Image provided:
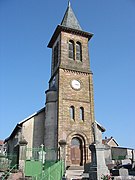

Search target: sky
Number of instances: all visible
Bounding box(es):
[0,0,135,148]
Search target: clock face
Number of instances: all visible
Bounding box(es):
[71,80,81,90]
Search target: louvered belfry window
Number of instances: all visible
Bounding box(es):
[76,42,82,61]
[69,40,74,59]
[80,107,84,121]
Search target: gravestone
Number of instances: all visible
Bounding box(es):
[89,122,109,180]
[119,168,128,176]
[38,144,46,164]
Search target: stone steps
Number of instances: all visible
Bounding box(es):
[68,166,84,170]
[66,169,84,179]
[65,166,89,180]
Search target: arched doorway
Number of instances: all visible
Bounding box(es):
[70,137,83,165]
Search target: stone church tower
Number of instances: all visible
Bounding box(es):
[44,2,95,167]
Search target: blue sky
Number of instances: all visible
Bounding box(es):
[0,0,135,148]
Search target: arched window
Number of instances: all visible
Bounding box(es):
[71,137,81,147]
[76,42,82,61]
[69,40,74,59]
[80,107,84,121]
[70,106,75,120]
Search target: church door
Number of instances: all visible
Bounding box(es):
[71,137,82,165]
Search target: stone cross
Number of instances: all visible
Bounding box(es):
[38,144,46,164]
[41,144,44,149]
[119,168,128,176]
[89,122,109,180]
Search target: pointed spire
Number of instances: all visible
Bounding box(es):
[61,2,82,30]
[48,1,93,48]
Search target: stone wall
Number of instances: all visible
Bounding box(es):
[44,89,58,160]
[60,31,91,73]
[53,30,95,165]
[6,130,21,154]
[33,110,45,148]
[57,68,94,165]
[23,117,34,149]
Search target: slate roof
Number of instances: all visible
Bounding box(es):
[61,1,82,30]
[48,2,93,48]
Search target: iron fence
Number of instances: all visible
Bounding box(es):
[37,160,64,180]
[25,147,64,179]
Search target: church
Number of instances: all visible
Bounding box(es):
[5,2,102,168]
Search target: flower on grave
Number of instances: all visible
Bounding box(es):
[101,174,112,180]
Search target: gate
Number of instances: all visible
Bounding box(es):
[25,146,45,177]
[37,160,64,180]
[24,146,64,179]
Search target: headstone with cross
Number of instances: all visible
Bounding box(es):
[38,144,46,164]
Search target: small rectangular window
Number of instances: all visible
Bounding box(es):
[80,107,84,121]
[70,106,75,120]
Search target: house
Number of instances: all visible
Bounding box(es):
[102,137,135,169]
[0,140,4,154]
[102,136,119,147]
[111,146,135,165]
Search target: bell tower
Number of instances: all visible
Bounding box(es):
[45,2,95,166]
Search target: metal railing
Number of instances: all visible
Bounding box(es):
[38,160,64,180]
[24,147,64,179]
[1,164,18,180]
[0,153,18,171]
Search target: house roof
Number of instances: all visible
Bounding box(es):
[111,146,134,150]
[0,140,4,145]
[102,136,119,146]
